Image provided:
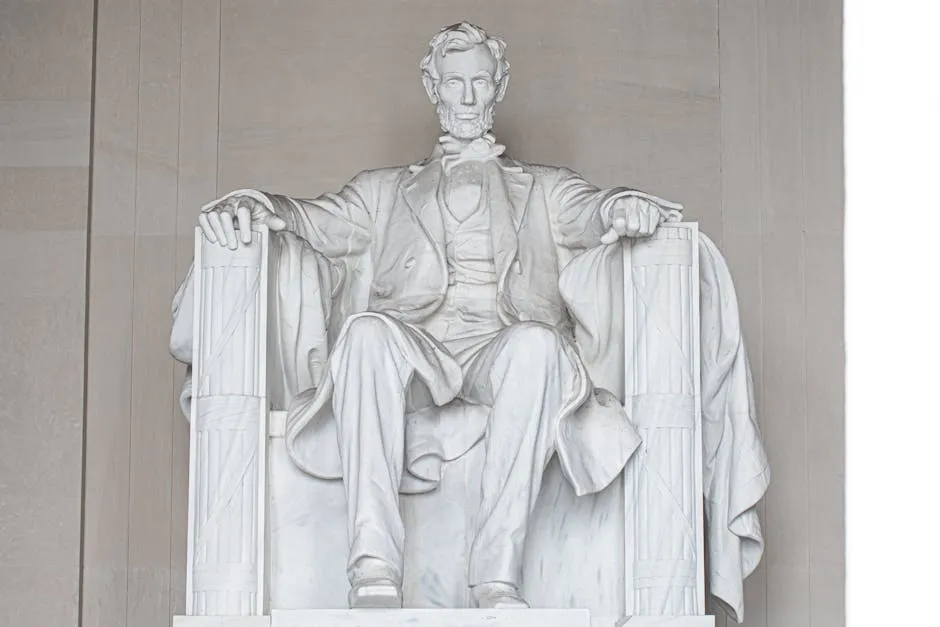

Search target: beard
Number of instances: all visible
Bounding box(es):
[436,102,495,140]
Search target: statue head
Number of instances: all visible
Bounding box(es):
[420,22,510,140]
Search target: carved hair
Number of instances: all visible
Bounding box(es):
[420,22,511,103]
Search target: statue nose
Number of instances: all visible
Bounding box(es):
[461,85,475,105]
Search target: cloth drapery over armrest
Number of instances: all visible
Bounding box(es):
[170,230,338,417]
[559,234,769,623]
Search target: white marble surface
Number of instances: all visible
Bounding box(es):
[267,429,349,609]
[172,20,768,621]
[271,609,591,627]
[185,228,269,615]
[266,423,625,612]
[173,614,716,627]
[618,618,714,627]
[174,617,271,627]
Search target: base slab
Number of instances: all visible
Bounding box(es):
[174,613,714,627]
[174,618,271,627]
[619,618,715,627]
[273,609,590,626]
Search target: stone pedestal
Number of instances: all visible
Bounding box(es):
[173,612,715,627]
[274,609,590,626]
[620,618,715,627]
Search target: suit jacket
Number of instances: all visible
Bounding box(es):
[256,150,632,331]
[206,150,661,496]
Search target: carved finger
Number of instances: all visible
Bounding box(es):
[638,210,651,236]
[198,213,218,244]
[612,214,628,237]
[649,206,663,233]
[220,211,238,249]
[626,212,641,236]
[236,205,252,244]
[652,205,665,225]
[645,205,659,234]
[207,211,227,247]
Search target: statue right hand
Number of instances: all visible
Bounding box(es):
[198,193,288,249]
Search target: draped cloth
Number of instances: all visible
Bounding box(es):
[170,229,768,622]
[558,235,770,622]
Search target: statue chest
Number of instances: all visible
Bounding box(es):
[441,163,485,222]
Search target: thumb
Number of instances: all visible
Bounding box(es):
[265,214,287,231]
[600,227,620,245]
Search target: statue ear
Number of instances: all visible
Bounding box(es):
[422,74,439,104]
[495,74,510,102]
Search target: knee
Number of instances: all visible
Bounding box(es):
[342,314,395,347]
[503,322,566,361]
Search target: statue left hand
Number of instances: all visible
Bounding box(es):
[600,196,670,244]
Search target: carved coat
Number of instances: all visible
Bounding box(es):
[258,153,645,328]
[218,151,663,498]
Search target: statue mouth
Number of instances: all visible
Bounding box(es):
[455,112,480,120]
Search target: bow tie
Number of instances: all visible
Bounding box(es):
[438,134,506,174]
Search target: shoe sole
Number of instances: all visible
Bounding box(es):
[348,582,403,609]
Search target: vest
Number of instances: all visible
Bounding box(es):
[419,168,504,359]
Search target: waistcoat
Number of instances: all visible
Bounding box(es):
[420,171,504,350]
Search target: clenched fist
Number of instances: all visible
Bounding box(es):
[599,194,683,244]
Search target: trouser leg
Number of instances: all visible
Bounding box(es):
[330,314,414,583]
[462,322,581,587]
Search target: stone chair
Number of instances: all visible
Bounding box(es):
[171,222,761,627]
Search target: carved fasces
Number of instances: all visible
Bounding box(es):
[622,224,705,616]
[186,227,270,616]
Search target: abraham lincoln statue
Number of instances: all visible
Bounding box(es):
[172,21,769,619]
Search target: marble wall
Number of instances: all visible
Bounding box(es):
[1,1,844,626]
[0,1,95,625]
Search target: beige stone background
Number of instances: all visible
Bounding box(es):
[0,1,843,626]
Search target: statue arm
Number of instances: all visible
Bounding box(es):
[549,168,682,249]
[265,171,376,258]
[205,169,378,259]
[548,168,636,249]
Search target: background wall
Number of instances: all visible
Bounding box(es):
[0,1,95,625]
[0,1,844,626]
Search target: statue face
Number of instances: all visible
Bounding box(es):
[433,44,499,140]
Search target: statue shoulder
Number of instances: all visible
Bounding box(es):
[350,165,410,186]
[366,165,410,178]
[503,158,566,179]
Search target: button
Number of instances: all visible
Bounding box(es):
[404,257,416,269]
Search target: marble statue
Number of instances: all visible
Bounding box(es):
[170,22,770,627]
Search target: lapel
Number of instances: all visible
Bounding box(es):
[485,159,534,289]
[402,154,533,234]
[497,158,534,232]
[400,149,535,293]
[401,159,446,250]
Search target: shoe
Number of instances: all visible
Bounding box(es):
[472,581,530,609]
[348,558,403,609]
[348,577,403,609]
